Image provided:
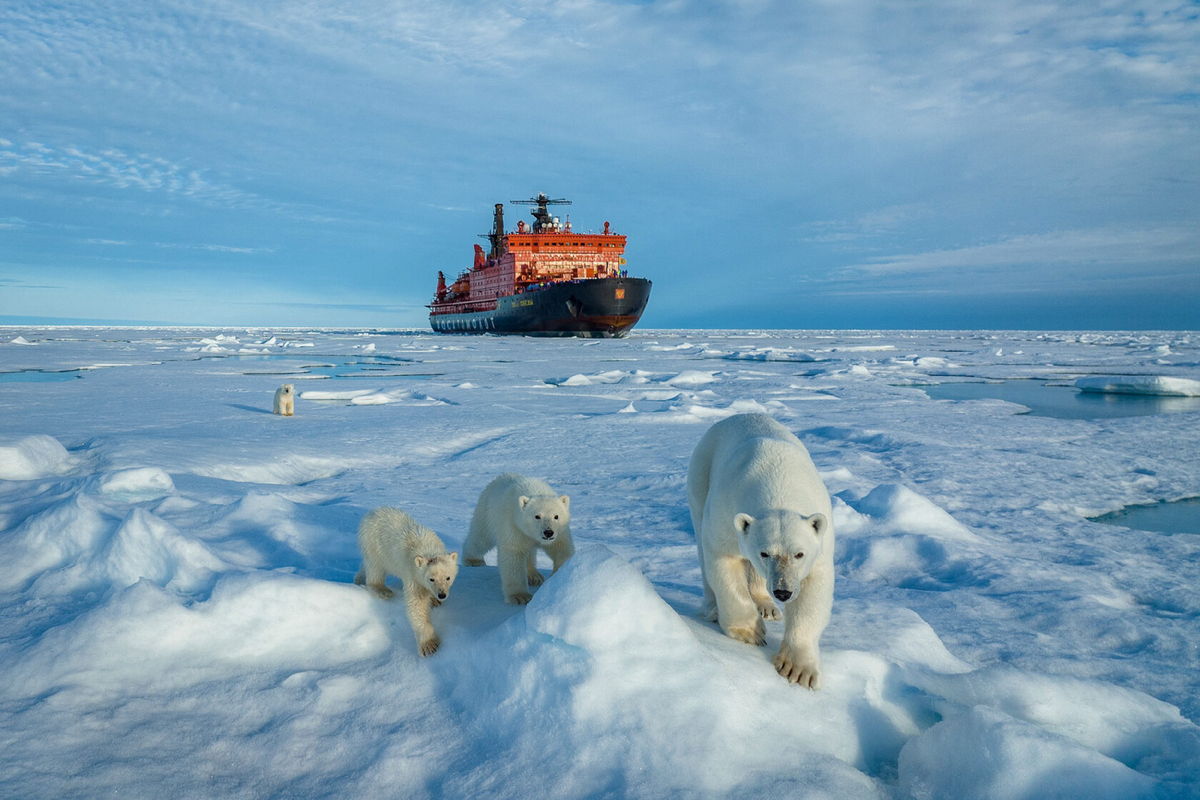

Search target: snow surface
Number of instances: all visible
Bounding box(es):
[2,327,1199,798]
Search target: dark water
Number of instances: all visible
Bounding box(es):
[1091,498,1200,535]
[0,370,80,383]
[923,381,1200,420]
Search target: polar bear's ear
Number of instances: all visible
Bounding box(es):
[519,495,530,509]
[809,513,828,539]
[414,556,428,568]
[448,551,459,563]
[559,494,570,510]
[734,513,755,534]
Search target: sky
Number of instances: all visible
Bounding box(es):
[1,0,1198,330]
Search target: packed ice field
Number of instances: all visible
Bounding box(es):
[2,327,1199,799]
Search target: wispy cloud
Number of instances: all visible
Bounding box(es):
[840,224,1200,279]
[0,277,66,290]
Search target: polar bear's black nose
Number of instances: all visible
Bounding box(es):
[542,529,555,540]
[773,589,793,602]
[437,591,447,600]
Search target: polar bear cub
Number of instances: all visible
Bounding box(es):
[687,413,834,689]
[463,473,574,605]
[273,384,295,416]
[355,507,459,656]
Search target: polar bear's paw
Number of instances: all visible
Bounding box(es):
[701,602,719,623]
[369,584,394,600]
[755,600,782,621]
[464,557,486,567]
[419,636,441,657]
[726,621,767,647]
[527,570,545,587]
[772,647,821,689]
[506,591,533,605]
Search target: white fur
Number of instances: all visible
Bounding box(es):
[273,384,295,416]
[687,413,835,688]
[354,507,459,656]
[463,473,574,605]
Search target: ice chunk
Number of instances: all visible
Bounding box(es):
[1075,376,1200,397]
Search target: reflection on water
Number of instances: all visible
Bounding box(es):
[1092,498,1200,535]
[0,371,80,383]
[923,380,1200,420]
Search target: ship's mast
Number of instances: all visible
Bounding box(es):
[511,193,572,233]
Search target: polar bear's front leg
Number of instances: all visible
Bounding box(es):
[746,562,783,621]
[525,549,545,587]
[498,547,532,604]
[547,534,574,575]
[774,569,833,688]
[708,552,766,646]
[403,585,439,656]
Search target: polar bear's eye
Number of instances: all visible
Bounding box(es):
[554,515,559,520]
[534,514,541,520]
[759,551,768,559]
[795,552,804,559]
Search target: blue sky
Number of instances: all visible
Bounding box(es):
[2,0,1198,329]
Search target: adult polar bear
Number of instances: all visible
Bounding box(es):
[688,413,834,688]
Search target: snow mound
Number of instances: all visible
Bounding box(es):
[553,369,655,386]
[663,370,719,387]
[95,467,175,502]
[1075,376,1200,397]
[349,388,446,405]
[6,573,389,697]
[898,706,1157,800]
[7,335,35,345]
[639,397,788,423]
[839,485,986,590]
[299,388,376,401]
[448,546,887,796]
[724,347,818,362]
[0,497,223,596]
[852,484,979,543]
[0,435,73,480]
[191,454,349,485]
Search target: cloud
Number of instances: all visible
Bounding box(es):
[802,205,934,244]
[0,277,66,290]
[837,224,1200,281]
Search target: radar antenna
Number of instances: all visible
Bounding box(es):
[510,192,572,233]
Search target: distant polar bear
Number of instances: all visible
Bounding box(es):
[273,384,295,416]
[463,473,574,605]
[687,413,834,688]
[355,507,459,656]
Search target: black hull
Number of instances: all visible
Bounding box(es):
[430,277,652,338]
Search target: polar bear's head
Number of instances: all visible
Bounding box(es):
[516,493,571,544]
[414,552,459,601]
[735,510,827,604]
[279,384,294,396]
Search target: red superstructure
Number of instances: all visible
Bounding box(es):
[432,196,628,314]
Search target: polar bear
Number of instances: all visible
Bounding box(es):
[355,507,459,656]
[463,473,574,605]
[687,413,834,688]
[273,384,295,416]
